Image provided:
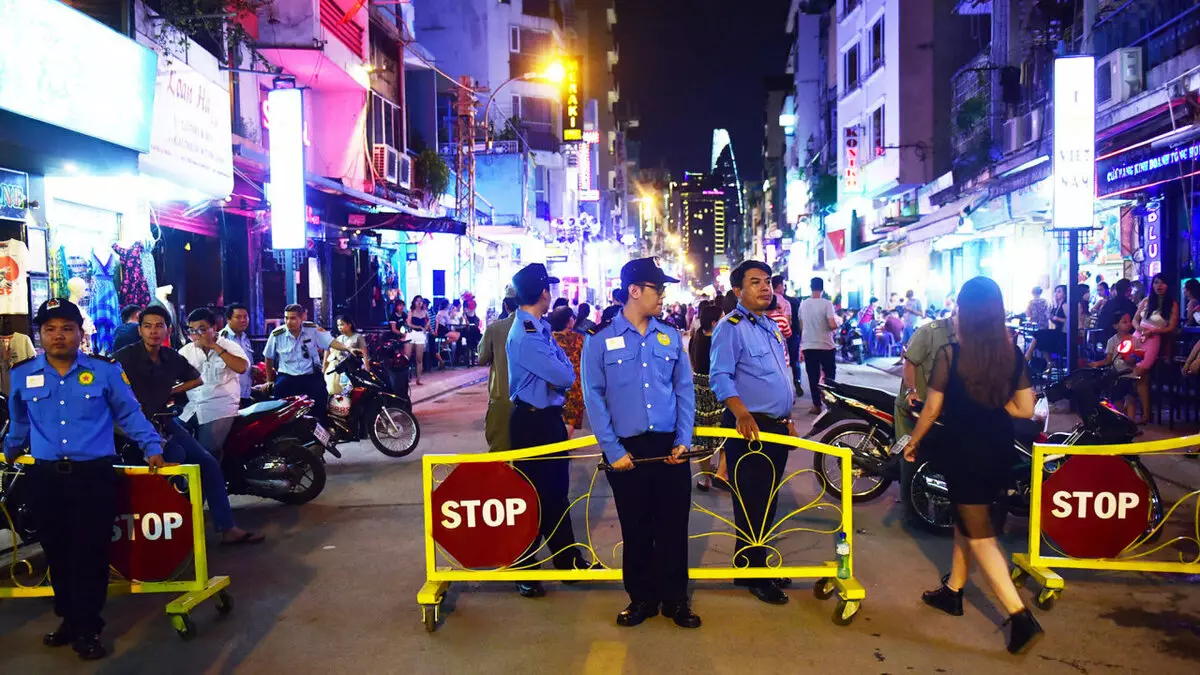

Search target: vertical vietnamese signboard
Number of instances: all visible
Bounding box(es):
[842,126,863,196]
[267,88,307,250]
[562,56,583,143]
[1052,56,1095,230]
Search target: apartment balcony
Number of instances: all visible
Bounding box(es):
[1094,0,1200,75]
[950,50,996,181]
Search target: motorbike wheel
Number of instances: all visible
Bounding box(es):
[907,461,956,536]
[812,422,893,502]
[263,439,327,505]
[0,476,38,545]
[369,405,421,458]
[1130,459,1166,543]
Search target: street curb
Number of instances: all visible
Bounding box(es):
[411,375,487,406]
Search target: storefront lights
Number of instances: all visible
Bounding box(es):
[267,87,306,250]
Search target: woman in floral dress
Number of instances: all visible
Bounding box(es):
[550,306,585,437]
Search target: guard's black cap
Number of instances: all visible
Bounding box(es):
[34,298,85,327]
[620,257,679,288]
[512,263,559,301]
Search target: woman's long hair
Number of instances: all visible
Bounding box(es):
[956,276,1016,408]
[1147,273,1176,317]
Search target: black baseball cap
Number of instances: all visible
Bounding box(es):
[512,263,559,301]
[620,257,679,288]
[34,298,85,327]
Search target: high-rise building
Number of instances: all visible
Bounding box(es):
[711,129,745,270]
[670,171,724,288]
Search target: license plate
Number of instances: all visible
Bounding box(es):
[313,423,331,446]
[852,338,863,346]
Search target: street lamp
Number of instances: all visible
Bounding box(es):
[482,59,566,150]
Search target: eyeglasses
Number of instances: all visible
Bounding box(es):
[638,284,666,295]
[186,328,209,335]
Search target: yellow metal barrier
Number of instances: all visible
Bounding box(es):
[1011,433,1200,610]
[417,426,865,631]
[0,457,232,639]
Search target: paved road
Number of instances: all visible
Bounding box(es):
[1,364,1198,674]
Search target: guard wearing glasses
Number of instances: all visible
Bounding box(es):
[265,303,350,425]
[506,263,591,598]
[582,258,699,628]
[710,260,797,606]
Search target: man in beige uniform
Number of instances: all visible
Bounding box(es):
[478,288,519,451]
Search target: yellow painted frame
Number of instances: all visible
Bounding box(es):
[1012,433,1200,599]
[417,426,865,628]
[0,457,231,624]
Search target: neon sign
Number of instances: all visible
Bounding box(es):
[0,168,28,221]
[267,88,307,250]
[1097,136,1200,199]
[262,99,312,147]
[578,133,598,202]
[562,57,583,143]
[843,126,863,195]
[1145,201,1161,278]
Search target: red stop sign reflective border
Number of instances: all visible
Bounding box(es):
[431,463,540,569]
[1040,455,1152,559]
[109,473,195,581]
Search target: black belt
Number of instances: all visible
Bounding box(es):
[514,399,563,414]
[33,456,116,474]
[750,413,791,426]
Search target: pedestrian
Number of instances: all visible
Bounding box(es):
[709,260,796,605]
[900,276,1043,654]
[549,306,585,438]
[1025,286,1050,330]
[478,288,519,451]
[407,296,431,383]
[506,263,592,597]
[574,302,595,334]
[582,257,699,628]
[4,299,165,660]
[798,277,838,414]
[265,303,350,426]
[112,304,142,353]
[1094,279,1137,345]
[690,303,728,492]
[902,289,923,343]
[220,303,256,408]
[180,307,251,454]
[894,305,955,517]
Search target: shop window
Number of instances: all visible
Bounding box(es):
[841,0,861,18]
[870,17,884,72]
[870,105,885,160]
[844,44,861,93]
[369,93,402,150]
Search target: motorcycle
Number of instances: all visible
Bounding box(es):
[325,353,421,458]
[837,311,865,365]
[0,395,38,546]
[807,380,903,502]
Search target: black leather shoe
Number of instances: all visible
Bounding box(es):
[516,581,546,598]
[922,574,964,616]
[661,602,702,628]
[616,602,658,627]
[1005,609,1044,654]
[773,578,793,589]
[748,583,789,605]
[72,635,108,661]
[43,622,75,647]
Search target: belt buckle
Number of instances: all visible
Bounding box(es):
[54,460,72,474]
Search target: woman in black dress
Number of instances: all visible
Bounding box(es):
[901,276,1043,655]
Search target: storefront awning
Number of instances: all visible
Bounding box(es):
[344,212,467,236]
[905,192,987,244]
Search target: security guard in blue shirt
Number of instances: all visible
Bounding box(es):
[3,299,164,661]
[582,257,700,629]
[505,262,590,597]
[709,260,798,606]
[265,303,350,424]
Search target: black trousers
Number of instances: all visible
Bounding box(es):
[510,403,583,569]
[276,372,329,424]
[721,410,790,585]
[803,348,837,407]
[29,457,119,636]
[786,334,802,393]
[606,432,691,605]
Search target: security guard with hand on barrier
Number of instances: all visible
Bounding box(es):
[582,257,700,628]
[265,303,350,424]
[4,299,165,661]
[710,260,798,606]
[506,263,591,598]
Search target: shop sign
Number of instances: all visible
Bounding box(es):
[1040,455,1153,559]
[267,88,307,250]
[1144,200,1161,277]
[1096,135,1200,199]
[546,243,569,263]
[562,56,584,143]
[842,126,863,195]
[431,462,540,569]
[139,57,234,199]
[0,168,28,222]
[577,135,599,202]
[1051,56,1095,230]
[0,0,158,153]
[110,472,195,582]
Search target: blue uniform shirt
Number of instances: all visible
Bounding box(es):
[582,313,695,463]
[5,352,164,461]
[220,326,255,399]
[505,309,575,409]
[264,323,333,376]
[710,302,795,418]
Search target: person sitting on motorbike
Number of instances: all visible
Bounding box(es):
[324,315,368,395]
[1088,312,1145,421]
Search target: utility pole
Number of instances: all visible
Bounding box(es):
[454,76,478,295]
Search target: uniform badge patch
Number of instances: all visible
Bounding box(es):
[78,371,95,386]
[523,320,537,334]
[727,314,742,325]
[122,372,130,385]
[656,332,670,346]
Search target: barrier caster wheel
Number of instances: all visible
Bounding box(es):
[832,599,860,626]
[1035,589,1059,611]
[215,590,234,615]
[1011,568,1030,588]
[171,614,197,640]
[813,578,836,600]
[421,603,440,632]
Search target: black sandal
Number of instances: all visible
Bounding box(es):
[221,531,266,546]
[696,480,711,492]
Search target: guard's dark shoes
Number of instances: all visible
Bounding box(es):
[773,578,793,589]
[748,583,789,605]
[922,574,964,616]
[72,635,108,661]
[1005,609,1044,655]
[661,601,702,628]
[516,581,546,598]
[616,602,658,627]
[43,622,75,647]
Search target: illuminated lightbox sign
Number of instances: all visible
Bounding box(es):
[1145,200,1162,278]
[0,168,28,221]
[578,132,599,202]
[267,88,307,250]
[562,57,583,143]
[842,126,863,195]
[1096,136,1200,199]
[0,0,157,152]
[1052,56,1095,230]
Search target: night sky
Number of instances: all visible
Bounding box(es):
[613,0,793,181]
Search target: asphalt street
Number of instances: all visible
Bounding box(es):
[1,363,1198,674]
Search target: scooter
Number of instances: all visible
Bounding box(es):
[836,312,865,364]
[807,380,903,502]
[325,353,421,458]
[0,395,37,547]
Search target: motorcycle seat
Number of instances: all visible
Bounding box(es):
[238,400,287,417]
[828,381,896,413]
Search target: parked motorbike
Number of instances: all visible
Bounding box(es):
[837,312,865,364]
[325,353,421,458]
[807,380,902,502]
[0,394,38,546]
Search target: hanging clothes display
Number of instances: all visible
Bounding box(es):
[142,245,159,296]
[0,239,29,314]
[52,246,70,299]
[112,241,152,307]
[0,330,35,395]
[89,250,121,355]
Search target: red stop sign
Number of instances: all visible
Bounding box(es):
[110,473,195,581]
[1040,455,1152,559]
[431,463,540,569]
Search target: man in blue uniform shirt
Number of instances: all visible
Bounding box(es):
[506,263,591,597]
[710,260,797,606]
[265,303,350,424]
[582,257,700,628]
[3,299,164,661]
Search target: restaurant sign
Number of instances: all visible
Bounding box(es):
[1096,134,1200,199]
[0,168,28,221]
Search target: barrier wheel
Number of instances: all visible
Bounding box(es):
[812,578,836,600]
[832,599,860,626]
[215,590,234,615]
[1011,568,1030,588]
[171,614,197,640]
[421,603,440,632]
[1035,589,1059,611]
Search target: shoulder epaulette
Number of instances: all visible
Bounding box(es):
[10,356,35,369]
[271,326,286,336]
[586,320,612,336]
[523,320,537,334]
[726,314,742,325]
[87,353,116,364]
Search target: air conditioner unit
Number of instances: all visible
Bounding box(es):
[397,153,412,189]
[1003,118,1021,153]
[372,144,400,185]
[1021,109,1041,146]
[1097,48,1144,111]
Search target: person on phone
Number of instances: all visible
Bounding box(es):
[180,308,249,454]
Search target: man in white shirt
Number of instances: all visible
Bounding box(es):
[179,307,250,455]
[219,303,256,407]
[798,277,839,414]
